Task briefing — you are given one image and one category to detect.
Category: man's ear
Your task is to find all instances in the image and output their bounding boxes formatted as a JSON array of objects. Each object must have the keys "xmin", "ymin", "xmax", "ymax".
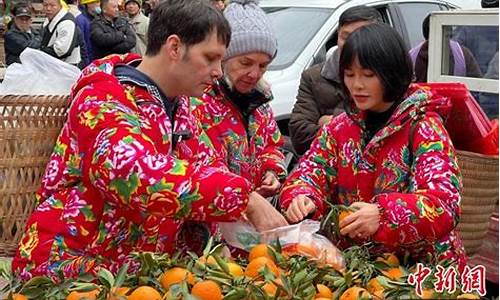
[{"xmin": 164, "ymin": 34, "xmax": 183, "ymax": 60}]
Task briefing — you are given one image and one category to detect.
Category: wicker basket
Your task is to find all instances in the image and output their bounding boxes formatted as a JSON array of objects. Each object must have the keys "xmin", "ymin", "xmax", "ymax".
[
  {"xmin": 0, "ymin": 95, "xmax": 69, "ymax": 257},
  {"xmin": 455, "ymin": 149, "xmax": 499, "ymax": 256}
]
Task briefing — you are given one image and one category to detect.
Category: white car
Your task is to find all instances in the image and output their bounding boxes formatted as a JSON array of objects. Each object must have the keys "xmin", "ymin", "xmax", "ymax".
[{"xmin": 260, "ymin": 0, "xmax": 480, "ymax": 135}]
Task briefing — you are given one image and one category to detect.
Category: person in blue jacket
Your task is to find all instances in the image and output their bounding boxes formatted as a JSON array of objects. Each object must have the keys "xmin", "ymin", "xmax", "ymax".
[{"xmin": 75, "ymin": 0, "xmax": 101, "ymax": 66}]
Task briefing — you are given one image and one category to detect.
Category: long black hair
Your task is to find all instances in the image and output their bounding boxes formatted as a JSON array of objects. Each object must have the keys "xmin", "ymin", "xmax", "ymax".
[{"xmin": 339, "ymin": 23, "xmax": 413, "ymax": 104}]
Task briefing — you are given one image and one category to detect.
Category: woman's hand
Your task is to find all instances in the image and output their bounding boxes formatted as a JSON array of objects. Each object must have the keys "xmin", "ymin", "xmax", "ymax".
[
  {"xmin": 255, "ymin": 171, "xmax": 280, "ymax": 198},
  {"xmin": 246, "ymin": 191, "xmax": 288, "ymax": 232},
  {"xmin": 339, "ymin": 202, "xmax": 380, "ymax": 239},
  {"xmin": 285, "ymin": 195, "xmax": 316, "ymax": 223}
]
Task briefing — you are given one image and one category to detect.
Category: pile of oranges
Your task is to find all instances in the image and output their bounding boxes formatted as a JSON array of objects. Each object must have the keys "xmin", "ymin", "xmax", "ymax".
[{"xmin": 4, "ymin": 205, "xmax": 481, "ymax": 300}]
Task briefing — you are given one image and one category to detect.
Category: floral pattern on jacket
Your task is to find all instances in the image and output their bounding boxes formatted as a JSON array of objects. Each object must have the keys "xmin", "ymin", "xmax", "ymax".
[
  {"xmin": 280, "ymin": 85, "xmax": 466, "ymax": 269},
  {"xmin": 191, "ymin": 80, "xmax": 286, "ymax": 188},
  {"xmin": 12, "ymin": 54, "xmax": 252, "ymax": 280}
]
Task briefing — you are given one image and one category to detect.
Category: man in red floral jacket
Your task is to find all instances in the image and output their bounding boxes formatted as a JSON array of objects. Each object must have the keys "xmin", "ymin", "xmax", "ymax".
[{"xmin": 13, "ymin": 0, "xmax": 287, "ymax": 280}]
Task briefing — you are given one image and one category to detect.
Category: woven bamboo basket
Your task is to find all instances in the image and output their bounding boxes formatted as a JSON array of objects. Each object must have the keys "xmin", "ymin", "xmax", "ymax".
[
  {"xmin": 455, "ymin": 149, "xmax": 499, "ymax": 256},
  {"xmin": 0, "ymin": 95, "xmax": 69, "ymax": 257}
]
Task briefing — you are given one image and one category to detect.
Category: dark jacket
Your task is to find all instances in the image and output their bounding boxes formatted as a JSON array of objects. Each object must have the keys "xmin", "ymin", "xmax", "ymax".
[
  {"xmin": 289, "ymin": 48, "xmax": 346, "ymax": 155},
  {"xmin": 4, "ymin": 24, "xmax": 41, "ymax": 65},
  {"xmin": 90, "ymin": 15, "xmax": 136, "ymax": 59},
  {"xmin": 413, "ymin": 40, "xmax": 482, "ymax": 82}
]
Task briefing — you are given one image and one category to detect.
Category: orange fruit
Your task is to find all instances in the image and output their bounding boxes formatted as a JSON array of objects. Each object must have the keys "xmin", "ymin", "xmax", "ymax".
[
  {"xmin": 316, "ymin": 284, "xmax": 333, "ymax": 298},
  {"xmin": 258, "ymin": 278, "xmax": 283, "ymax": 297},
  {"xmin": 375, "ymin": 253, "xmax": 400, "ymax": 267},
  {"xmin": 198, "ymin": 255, "xmax": 218, "ymax": 266},
  {"xmin": 419, "ymin": 289, "xmax": 436, "ymax": 299},
  {"xmin": 338, "ymin": 211, "xmax": 352, "ymax": 227},
  {"xmin": 108, "ymin": 287, "xmax": 130, "ymax": 300},
  {"xmin": 66, "ymin": 290, "xmax": 99, "ymax": 300},
  {"xmin": 128, "ymin": 286, "xmax": 162, "ymax": 300},
  {"xmin": 366, "ymin": 278, "xmax": 384, "ymax": 294},
  {"xmin": 316, "ymin": 298, "xmax": 333, "ymax": 300},
  {"xmin": 457, "ymin": 293, "xmax": 480, "ymax": 299},
  {"xmin": 372, "ymin": 289, "xmax": 385, "ymax": 299},
  {"xmin": 160, "ymin": 267, "xmax": 195, "ymax": 289},
  {"xmin": 282, "ymin": 243, "xmax": 319, "ymax": 258},
  {"xmin": 248, "ymin": 244, "xmax": 274, "ymax": 262},
  {"xmin": 227, "ymin": 261, "xmax": 244, "ymax": 277},
  {"xmin": 191, "ymin": 280, "xmax": 223, "ymax": 300},
  {"xmin": 244, "ymin": 256, "xmax": 280, "ymax": 279},
  {"xmin": 340, "ymin": 286, "xmax": 371, "ymax": 300},
  {"xmin": 381, "ymin": 267, "xmax": 405, "ymax": 281},
  {"xmin": 12, "ymin": 294, "xmax": 28, "ymax": 300}
]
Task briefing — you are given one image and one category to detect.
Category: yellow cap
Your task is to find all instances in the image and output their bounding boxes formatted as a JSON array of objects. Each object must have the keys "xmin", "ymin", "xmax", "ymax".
[
  {"xmin": 80, "ymin": 0, "xmax": 100, "ymax": 5},
  {"xmin": 60, "ymin": 0, "xmax": 69, "ymax": 10}
]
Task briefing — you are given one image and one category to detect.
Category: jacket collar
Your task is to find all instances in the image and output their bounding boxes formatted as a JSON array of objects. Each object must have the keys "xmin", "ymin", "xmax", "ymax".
[
  {"xmin": 320, "ymin": 47, "xmax": 341, "ymax": 83},
  {"xmin": 45, "ymin": 8, "xmax": 68, "ymax": 32},
  {"xmin": 114, "ymin": 63, "xmax": 177, "ymax": 112},
  {"xmin": 213, "ymin": 77, "xmax": 272, "ymax": 119}
]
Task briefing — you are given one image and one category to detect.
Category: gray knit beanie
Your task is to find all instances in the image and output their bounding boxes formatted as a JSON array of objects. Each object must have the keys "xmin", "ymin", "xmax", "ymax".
[{"xmin": 223, "ymin": 0, "xmax": 277, "ymax": 60}]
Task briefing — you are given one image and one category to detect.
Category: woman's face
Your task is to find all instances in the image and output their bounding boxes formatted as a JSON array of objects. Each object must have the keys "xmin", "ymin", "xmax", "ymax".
[
  {"xmin": 223, "ymin": 52, "xmax": 271, "ymax": 94},
  {"xmin": 344, "ymin": 57, "xmax": 393, "ymax": 113}
]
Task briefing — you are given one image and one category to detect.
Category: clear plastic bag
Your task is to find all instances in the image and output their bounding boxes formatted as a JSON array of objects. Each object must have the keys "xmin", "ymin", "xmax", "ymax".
[
  {"xmin": 0, "ymin": 48, "xmax": 81, "ymax": 95},
  {"xmin": 218, "ymin": 220, "xmax": 345, "ymax": 271}
]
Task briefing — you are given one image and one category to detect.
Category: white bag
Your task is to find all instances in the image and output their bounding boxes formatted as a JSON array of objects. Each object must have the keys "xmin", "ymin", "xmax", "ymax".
[
  {"xmin": 218, "ymin": 220, "xmax": 345, "ymax": 270},
  {"xmin": 0, "ymin": 48, "xmax": 81, "ymax": 95}
]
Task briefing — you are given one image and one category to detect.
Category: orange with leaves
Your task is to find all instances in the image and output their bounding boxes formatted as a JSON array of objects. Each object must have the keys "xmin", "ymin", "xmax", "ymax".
[
  {"xmin": 248, "ymin": 244, "xmax": 275, "ymax": 262},
  {"xmin": 418, "ymin": 289, "xmax": 436, "ymax": 299},
  {"xmin": 316, "ymin": 284, "xmax": 333, "ymax": 298},
  {"xmin": 198, "ymin": 255, "xmax": 218, "ymax": 266},
  {"xmin": 375, "ymin": 253, "xmax": 400, "ymax": 267},
  {"xmin": 244, "ymin": 256, "xmax": 280, "ymax": 279},
  {"xmin": 160, "ymin": 267, "xmax": 195, "ymax": 289},
  {"xmin": 128, "ymin": 286, "xmax": 162, "ymax": 300},
  {"xmin": 381, "ymin": 266, "xmax": 405, "ymax": 281},
  {"xmin": 366, "ymin": 278, "xmax": 384, "ymax": 294},
  {"xmin": 227, "ymin": 261, "xmax": 244, "ymax": 277},
  {"xmin": 191, "ymin": 280, "xmax": 223, "ymax": 300},
  {"xmin": 282, "ymin": 243, "xmax": 319, "ymax": 258},
  {"xmin": 66, "ymin": 290, "xmax": 99, "ymax": 300},
  {"xmin": 340, "ymin": 286, "xmax": 371, "ymax": 300},
  {"xmin": 12, "ymin": 294, "xmax": 28, "ymax": 300}
]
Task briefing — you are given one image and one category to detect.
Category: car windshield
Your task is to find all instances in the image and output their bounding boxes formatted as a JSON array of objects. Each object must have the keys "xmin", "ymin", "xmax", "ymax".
[{"xmin": 262, "ymin": 7, "xmax": 333, "ymax": 70}]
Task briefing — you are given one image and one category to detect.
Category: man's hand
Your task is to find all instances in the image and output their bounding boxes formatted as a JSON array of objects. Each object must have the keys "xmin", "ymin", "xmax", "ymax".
[
  {"xmin": 255, "ymin": 171, "xmax": 280, "ymax": 198},
  {"xmin": 339, "ymin": 202, "xmax": 380, "ymax": 239},
  {"xmin": 246, "ymin": 192, "xmax": 288, "ymax": 232},
  {"xmin": 285, "ymin": 195, "xmax": 316, "ymax": 223},
  {"xmin": 318, "ymin": 115, "xmax": 333, "ymax": 126}
]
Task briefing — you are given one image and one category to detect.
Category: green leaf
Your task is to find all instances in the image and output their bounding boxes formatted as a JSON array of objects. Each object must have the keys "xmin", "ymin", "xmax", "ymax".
[
  {"xmin": 223, "ymin": 288, "xmax": 247, "ymax": 300},
  {"xmin": 21, "ymin": 276, "xmax": 53, "ymax": 288},
  {"xmin": 97, "ymin": 268, "xmax": 115, "ymax": 289},
  {"xmin": 203, "ymin": 236, "xmax": 215, "ymax": 257},
  {"xmin": 114, "ymin": 263, "xmax": 129, "ymax": 287}
]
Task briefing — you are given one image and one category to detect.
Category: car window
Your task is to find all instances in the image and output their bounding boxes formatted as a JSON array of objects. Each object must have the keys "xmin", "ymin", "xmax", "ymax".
[
  {"xmin": 397, "ymin": 2, "xmax": 444, "ymax": 48},
  {"xmin": 447, "ymin": 25, "xmax": 498, "ymax": 118},
  {"xmin": 261, "ymin": 7, "xmax": 333, "ymax": 70}
]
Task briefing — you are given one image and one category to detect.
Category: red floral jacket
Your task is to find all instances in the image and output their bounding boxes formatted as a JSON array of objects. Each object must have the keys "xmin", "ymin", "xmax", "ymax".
[
  {"xmin": 191, "ymin": 80, "xmax": 286, "ymax": 188},
  {"xmin": 12, "ymin": 54, "xmax": 252, "ymax": 279},
  {"xmin": 280, "ymin": 86, "xmax": 466, "ymax": 269}
]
